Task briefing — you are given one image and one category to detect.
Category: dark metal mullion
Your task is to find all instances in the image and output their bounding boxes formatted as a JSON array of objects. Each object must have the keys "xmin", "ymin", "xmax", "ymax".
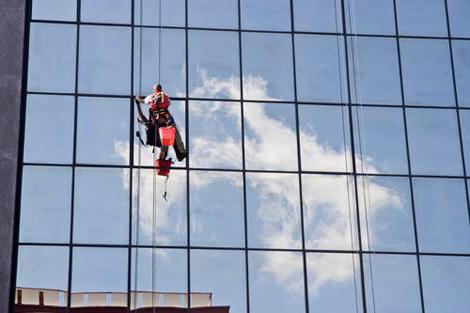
[
  {"xmin": 288, "ymin": 0, "xmax": 309, "ymax": 312},
  {"xmin": 339, "ymin": 0, "xmax": 368, "ymax": 312},
  {"xmin": 237, "ymin": 1, "xmax": 251, "ymax": 313},
  {"xmin": 391, "ymin": 1, "xmax": 426, "ymax": 312},
  {"xmin": 66, "ymin": 0, "xmax": 82, "ymax": 312},
  {"xmin": 443, "ymin": 0, "xmax": 470, "ymax": 227},
  {"xmin": 184, "ymin": 0, "xmax": 190, "ymax": 311}
]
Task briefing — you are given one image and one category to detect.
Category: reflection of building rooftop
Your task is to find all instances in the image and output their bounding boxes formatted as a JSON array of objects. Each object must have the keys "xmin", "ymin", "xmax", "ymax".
[{"xmin": 15, "ymin": 288, "xmax": 229, "ymax": 312}]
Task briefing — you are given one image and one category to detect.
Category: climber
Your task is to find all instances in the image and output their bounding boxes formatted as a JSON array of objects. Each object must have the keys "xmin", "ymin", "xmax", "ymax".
[{"xmin": 135, "ymin": 84, "xmax": 187, "ymax": 162}]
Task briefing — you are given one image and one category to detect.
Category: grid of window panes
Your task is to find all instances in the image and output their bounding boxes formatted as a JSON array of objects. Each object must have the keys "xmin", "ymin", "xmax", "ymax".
[{"xmin": 15, "ymin": 0, "xmax": 470, "ymax": 313}]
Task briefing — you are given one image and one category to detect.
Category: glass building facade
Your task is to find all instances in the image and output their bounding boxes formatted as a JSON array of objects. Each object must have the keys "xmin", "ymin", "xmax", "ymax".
[{"xmin": 13, "ymin": 0, "xmax": 470, "ymax": 312}]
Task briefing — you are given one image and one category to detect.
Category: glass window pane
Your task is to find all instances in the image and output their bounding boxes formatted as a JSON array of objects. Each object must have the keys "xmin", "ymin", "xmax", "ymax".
[
  {"xmin": 246, "ymin": 173, "xmax": 302, "ymax": 249},
  {"xmin": 406, "ymin": 108, "xmax": 463, "ymax": 175},
  {"xmin": 345, "ymin": 0, "xmax": 395, "ymax": 35},
  {"xmin": 76, "ymin": 97, "xmax": 130, "ymax": 165},
  {"xmin": 190, "ymin": 171, "xmax": 244, "ymax": 247},
  {"xmin": 413, "ymin": 178, "xmax": 470, "ymax": 253},
  {"xmin": 24, "ymin": 95, "xmax": 74, "ymax": 164},
  {"xmin": 131, "ymin": 248, "xmax": 186, "ymax": 309},
  {"xmin": 421, "ymin": 256, "xmax": 470, "ymax": 313},
  {"xmin": 242, "ymin": 33, "xmax": 294, "ymax": 101},
  {"xmin": 135, "ymin": 0, "xmax": 185, "ymax": 27},
  {"xmin": 32, "ymin": 0, "xmax": 76, "ymax": 21},
  {"xmin": 74, "ymin": 167, "xmax": 129, "ymax": 244},
  {"xmin": 133, "ymin": 28, "xmax": 185, "ymax": 97},
  {"xmin": 352, "ymin": 107, "xmax": 408, "ymax": 175},
  {"xmin": 78, "ymin": 26, "xmax": 131, "ymax": 95},
  {"xmin": 249, "ymin": 251, "xmax": 305, "ymax": 313},
  {"xmin": 189, "ymin": 0, "xmax": 238, "ymax": 29},
  {"xmin": 81, "ymin": 0, "xmax": 131, "ymax": 24},
  {"xmin": 16, "ymin": 246, "xmax": 69, "ymax": 309},
  {"xmin": 459, "ymin": 110, "xmax": 470, "ymax": 172},
  {"xmin": 28, "ymin": 23, "xmax": 76, "ymax": 93},
  {"xmin": 244, "ymin": 102, "xmax": 298, "ymax": 171},
  {"xmin": 452, "ymin": 40, "xmax": 470, "ymax": 107},
  {"xmin": 396, "ymin": 0, "xmax": 447, "ymax": 36},
  {"xmin": 363, "ymin": 255, "xmax": 421, "ymax": 313},
  {"xmin": 20, "ymin": 166, "xmax": 71, "ymax": 243},
  {"xmin": 448, "ymin": 0, "xmax": 470, "ymax": 37},
  {"xmin": 295, "ymin": 35, "xmax": 347, "ymax": 103},
  {"xmin": 293, "ymin": 0, "xmax": 342, "ymax": 33},
  {"xmin": 401, "ymin": 39, "xmax": 454, "ymax": 106},
  {"xmin": 133, "ymin": 169, "xmax": 187, "ymax": 246},
  {"xmin": 302, "ymin": 175, "xmax": 358, "ymax": 250},
  {"xmin": 299, "ymin": 105, "xmax": 352, "ymax": 172},
  {"xmin": 189, "ymin": 101, "xmax": 242, "ymax": 169},
  {"xmin": 71, "ymin": 247, "xmax": 127, "ymax": 296},
  {"xmin": 357, "ymin": 177, "xmax": 415, "ymax": 252},
  {"xmin": 348, "ymin": 37, "xmax": 401, "ymax": 105},
  {"xmin": 189, "ymin": 31, "xmax": 240, "ymax": 99},
  {"xmin": 241, "ymin": 0, "xmax": 290, "ymax": 31},
  {"xmin": 307, "ymin": 253, "xmax": 362, "ymax": 313},
  {"xmin": 191, "ymin": 250, "xmax": 246, "ymax": 313}
]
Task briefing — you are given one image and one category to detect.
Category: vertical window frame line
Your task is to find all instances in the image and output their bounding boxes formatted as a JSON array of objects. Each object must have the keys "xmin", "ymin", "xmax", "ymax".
[
  {"xmin": 288, "ymin": 1, "xmax": 310, "ymax": 313},
  {"xmin": 391, "ymin": 0, "xmax": 427, "ymax": 312},
  {"xmin": 339, "ymin": 0, "xmax": 369, "ymax": 312}
]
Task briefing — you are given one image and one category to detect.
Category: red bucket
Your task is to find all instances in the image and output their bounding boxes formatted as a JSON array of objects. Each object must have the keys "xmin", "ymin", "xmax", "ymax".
[
  {"xmin": 159, "ymin": 126, "xmax": 176, "ymax": 147},
  {"xmin": 156, "ymin": 159, "xmax": 171, "ymax": 176}
]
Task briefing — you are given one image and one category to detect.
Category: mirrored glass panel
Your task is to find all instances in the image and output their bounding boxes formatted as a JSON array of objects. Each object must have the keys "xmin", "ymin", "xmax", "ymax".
[
  {"xmin": 15, "ymin": 246, "xmax": 69, "ymax": 311},
  {"xmin": 190, "ymin": 171, "xmax": 244, "ymax": 247},
  {"xmin": 20, "ymin": 166, "xmax": 72, "ymax": 243},
  {"xmin": 32, "ymin": 0, "xmax": 76, "ymax": 21},
  {"xmin": 132, "ymin": 169, "xmax": 187, "ymax": 246},
  {"xmin": 345, "ymin": 0, "xmax": 395, "ymax": 35},
  {"xmin": 348, "ymin": 37, "xmax": 401, "ymax": 105},
  {"xmin": 448, "ymin": 0, "xmax": 470, "ymax": 37},
  {"xmin": 413, "ymin": 178, "xmax": 470, "ymax": 253},
  {"xmin": 244, "ymin": 102, "xmax": 298, "ymax": 171},
  {"xmin": 299, "ymin": 105, "xmax": 352, "ymax": 172},
  {"xmin": 189, "ymin": 0, "xmax": 238, "ymax": 29},
  {"xmin": 191, "ymin": 250, "xmax": 246, "ymax": 313},
  {"xmin": 76, "ymin": 97, "xmax": 130, "ymax": 165},
  {"xmin": 363, "ymin": 254, "xmax": 421, "ymax": 313},
  {"xmin": 246, "ymin": 173, "xmax": 302, "ymax": 249},
  {"xmin": 249, "ymin": 251, "xmax": 305, "ymax": 313},
  {"xmin": 134, "ymin": 0, "xmax": 185, "ymax": 27},
  {"xmin": 74, "ymin": 167, "xmax": 129, "ymax": 244},
  {"xmin": 131, "ymin": 248, "xmax": 186, "ymax": 309},
  {"xmin": 295, "ymin": 35, "xmax": 347, "ymax": 103},
  {"xmin": 71, "ymin": 247, "xmax": 128, "ymax": 309},
  {"xmin": 421, "ymin": 256, "xmax": 470, "ymax": 313},
  {"xmin": 24, "ymin": 95, "xmax": 74, "ymax": 164},
  {"xmin": 406, "ymin": 108, "xmax": 462, "ymax": 175},
  {"xmin": 241, "ymin": 0, "xmax": 290, "ymax": 31},
  {"xmin": 293, "ymin": 0, "xmax": 342, "ymax": 33},
  {"xmin": 189, "ymin": 31, "xmax": 240, "ymax": 99},
  {"xmin": 400, "ymin": 39, "xmax": 454, "ymax": 106},
  {"xmin": 307, "ymin": 253, "xmax": 362, "ymax": 313},
  {"xmin": 352, "ymin": 107, "xmax": 408, "ymax": 175},
  {"xmin": 302, "ymin": 174, "xmax": 358, "ymax": 250},
  {"xmin": 452, "ymin": 40, "xmax": 470, "ymax": 107},
  {"xmin": 133, "ymin": 28, "xmax": 185, "ymax": 97},
  {"xmin": 78, "ymin": 25, "xmax": 131, "ymax": 95},
  {"xmin": 189, "ymin": 101, "xmax": 242, "ymax": 169},
  {"xmin": 242, "ymin": 33, "xmax": 294, "ymax": 101},
  {"xmin": 28, "ymin": 23, "xmax": 76, "ymax": 93},
  {"xmin": 396, "ymin": 0, "xmax": 447, "ymax": 36},
  {"xmin": 81, "ymin": 0, "xmax": 131, "ymax": 24},
  {"xmin": 458, "ymin": 110, "xmax": 470, "ymax": 172},
  {"xmin": 358, "ymin": 176, "xmax": 415, "ymax": 252}
]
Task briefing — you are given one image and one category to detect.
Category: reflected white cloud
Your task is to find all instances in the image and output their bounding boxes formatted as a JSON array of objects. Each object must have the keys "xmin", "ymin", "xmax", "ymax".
[{"xmin": 115, "ymin": 70, "xmax": 404, "ymax": 296}]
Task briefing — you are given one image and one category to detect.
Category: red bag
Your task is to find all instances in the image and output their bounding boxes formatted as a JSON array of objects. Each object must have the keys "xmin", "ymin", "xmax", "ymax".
[
  {"xmin": 155, "ymin": 159, "xmax": 171, "ymax": 176},
  {"xmin": 159, "ymin": 126, "xmax": 176, "ymax": 147}
]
